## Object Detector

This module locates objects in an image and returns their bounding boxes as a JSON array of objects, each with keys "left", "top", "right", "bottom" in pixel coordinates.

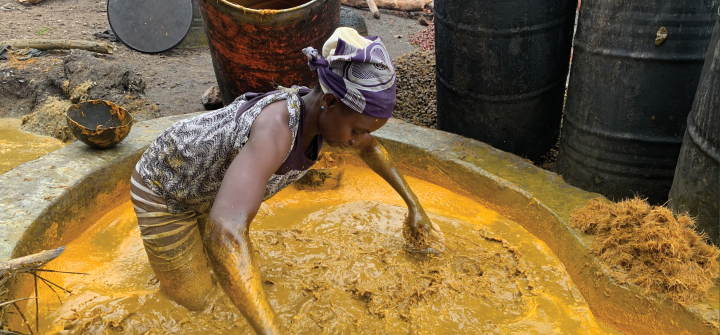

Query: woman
[{"left": 129, "top": 28, "right": 441, "bottom": 334}]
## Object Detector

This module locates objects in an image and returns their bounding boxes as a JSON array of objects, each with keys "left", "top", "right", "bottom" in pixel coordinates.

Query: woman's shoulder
[{"left": 255, "top": 100, "right": 292, "bottom": 129}]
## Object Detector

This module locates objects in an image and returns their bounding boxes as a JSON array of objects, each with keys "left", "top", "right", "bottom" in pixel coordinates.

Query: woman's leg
[
  {"left": 148, "top": 227, "right": 214, "bottom": 310},
  {"left": 130, "top": 170, "right": 213, "bottom": 310}
]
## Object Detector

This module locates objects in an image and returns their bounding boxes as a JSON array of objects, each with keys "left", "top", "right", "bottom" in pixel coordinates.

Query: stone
[
  {"left": 418, "top": 15, "right": 430, "bottom": 26},
  {"left": 201, "top": 85, "right": 223, "bottom": 110},
  {"left": 339, "top": 6, "right": 369, "bottom": 36}
]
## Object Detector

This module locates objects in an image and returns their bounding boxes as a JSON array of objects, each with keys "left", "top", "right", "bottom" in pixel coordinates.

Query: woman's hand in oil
[
  {"left": 406, "top": 208, "right": 432, "bottom": 238},
  {"left": 406, "top": 208, "right": 446, "bottom": 250}
]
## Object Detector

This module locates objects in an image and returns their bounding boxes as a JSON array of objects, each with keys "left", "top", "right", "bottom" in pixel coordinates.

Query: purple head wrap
[{"left": 302, "top": 36, "right": 397, "bottom": 119}]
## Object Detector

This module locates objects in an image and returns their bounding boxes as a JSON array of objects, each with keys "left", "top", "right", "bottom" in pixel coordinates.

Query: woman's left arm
[{"left": 354, "top": 135, "right": 442, "bottom": 242}]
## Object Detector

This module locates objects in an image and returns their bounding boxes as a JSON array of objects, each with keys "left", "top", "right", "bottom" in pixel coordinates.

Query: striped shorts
[{"left": 130, "top": 167, "right": 205, "bottom": 272}]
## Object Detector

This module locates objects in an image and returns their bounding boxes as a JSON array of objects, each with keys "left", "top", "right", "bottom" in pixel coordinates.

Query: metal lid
[{"left": 108, "top": 0, "right": 194, "bottom": 54}]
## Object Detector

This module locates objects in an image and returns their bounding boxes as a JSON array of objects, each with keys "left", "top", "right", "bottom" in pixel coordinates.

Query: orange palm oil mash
[{"left": 28, "top": 166, "right": 620, "bottom": 334}]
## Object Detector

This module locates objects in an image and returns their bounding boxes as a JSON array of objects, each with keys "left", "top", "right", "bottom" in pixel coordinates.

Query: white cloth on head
[{"left": 319, "top": 27, "right": 372, "bottom": 93}]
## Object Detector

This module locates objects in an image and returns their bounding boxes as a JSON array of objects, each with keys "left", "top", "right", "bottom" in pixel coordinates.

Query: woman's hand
[
  {"left": 357, "top": 138, "right": 445, "bottom": 249},
  {"left": 206, "top": 100, "right": 293, "bottom": 335},
  {"left": 405, "top": 207, "right": 431, "bottom": 237},
  {"left": 405, "top": 207, "right": 446, "bottom": 250}
]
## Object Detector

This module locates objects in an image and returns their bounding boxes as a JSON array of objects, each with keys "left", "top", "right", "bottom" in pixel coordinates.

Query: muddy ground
[{"left": 0, "top": 0, "right": 424, "bottom": 124}]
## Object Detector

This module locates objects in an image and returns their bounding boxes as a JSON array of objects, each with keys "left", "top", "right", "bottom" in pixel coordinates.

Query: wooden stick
[
  {"left": 366, "top": 0, "right": 380, "bottom": 18},
  {"left": 33, "top": 274, "right": 71, "bottom": 294},
  {"left": 34, "top": 269, "right": 88, "bottom": 276},
  {"left": 0, "top": 247, "right": 65, "bottom": 277},
  {"left": 0, "top": 297, "right": 35, "bottom": 308},
  {"left": 37, "top": 275, "right": 63, "bottom": 304},
  {"left": 33, "top": 273, "right": 38, "bottom": 333},
  {"left": 0, "top": 40, "right": 114, "bottom": 54}
]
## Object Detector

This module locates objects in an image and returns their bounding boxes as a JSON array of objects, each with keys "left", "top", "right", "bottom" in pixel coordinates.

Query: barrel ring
[
  {"left": 686, "top": 115, "right": 720, "bottom": 162},
  {"left": 216, "top": 0, "right": 318, "bottom": 15}
]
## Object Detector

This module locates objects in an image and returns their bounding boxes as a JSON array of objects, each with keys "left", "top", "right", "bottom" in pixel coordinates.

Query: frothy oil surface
[
  {"left": 30, "top": 166, "right": 620, "bottom": 334},
  {"left": 0, "top": 119, "right": 64, "bottom": 174}
]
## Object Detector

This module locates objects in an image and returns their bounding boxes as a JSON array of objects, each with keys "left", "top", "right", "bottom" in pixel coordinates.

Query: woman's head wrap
[{"left": 302, "top": 27, "right": 396, "bottom": 119}]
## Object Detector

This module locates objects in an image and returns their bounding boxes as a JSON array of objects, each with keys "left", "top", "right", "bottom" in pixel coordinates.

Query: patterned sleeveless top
[{"left": 136, "top": 88, "right": 323, "bottom": 214}]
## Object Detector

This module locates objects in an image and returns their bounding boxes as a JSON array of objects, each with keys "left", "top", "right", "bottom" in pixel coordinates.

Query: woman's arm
[
  {"left": 205, "top": 102, "right": 292, "bottom": 335},
  {"left": 355, "top": 135, "right": 443, "bottom": 244}
]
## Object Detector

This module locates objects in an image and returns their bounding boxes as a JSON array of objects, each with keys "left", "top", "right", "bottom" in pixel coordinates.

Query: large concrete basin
[{"left": 0, "top": 113, "right": 717, "bottom": 334}]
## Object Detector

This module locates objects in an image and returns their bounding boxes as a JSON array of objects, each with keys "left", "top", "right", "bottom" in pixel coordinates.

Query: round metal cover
[{"left": 108, "top": 0, "right": 194, "bottom": 54}]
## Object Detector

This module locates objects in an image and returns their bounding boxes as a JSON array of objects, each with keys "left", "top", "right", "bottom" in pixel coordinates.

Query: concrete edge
[
  {"left": 0, "top": 112, "right": 202, "bottom": 261},
  {"left": 0, "top": 116, "right": 716, "bottom": 334}
]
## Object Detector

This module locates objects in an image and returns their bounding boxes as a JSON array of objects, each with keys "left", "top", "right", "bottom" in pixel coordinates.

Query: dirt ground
[{"left": 0, "top": 0, "right": 424, "bottom": 121}]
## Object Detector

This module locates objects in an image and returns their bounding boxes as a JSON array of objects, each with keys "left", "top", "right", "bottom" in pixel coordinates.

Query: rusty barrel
[
  {"left": 198, "top": 0, "right": 341, "bottom": 105},
  {"left": 435, "top": 0, "right": 577, "bottom": 160},
  {"left": 669, "top": 11, "right": 720, "bottom": 245},
  {"left": 556, "top": 0, "right": 718, "bottom": 204}
]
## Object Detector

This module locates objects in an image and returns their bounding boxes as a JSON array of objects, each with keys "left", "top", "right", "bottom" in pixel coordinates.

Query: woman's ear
[{"left": 322, "top": 93, "right": 340, "bottom": 110}]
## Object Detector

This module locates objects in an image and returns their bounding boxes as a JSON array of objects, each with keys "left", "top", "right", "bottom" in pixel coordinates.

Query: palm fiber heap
[
  {"left": 570, "top": 197, "right": 719, "bottom": 305},
  {"left": 392, "top": 50, "right": 437, "bottom": 128}
]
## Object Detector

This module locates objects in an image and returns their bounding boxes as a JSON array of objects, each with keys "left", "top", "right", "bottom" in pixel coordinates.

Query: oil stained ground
[
  {"left": 30, "top": 166, "right": 620, "bottom": 334},
  {"left": 0, "top": 118, "right": 64, "bottom": 174}
]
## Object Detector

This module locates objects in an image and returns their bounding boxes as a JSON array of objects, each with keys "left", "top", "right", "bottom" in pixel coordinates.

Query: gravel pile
[{"left": 393, "top": 50, "right": 437, "bottom": 128}]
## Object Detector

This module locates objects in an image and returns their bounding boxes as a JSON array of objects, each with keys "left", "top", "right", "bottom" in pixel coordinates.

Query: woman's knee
[{"left": 152, "top": 235, "right": 214, "bottom": 311}]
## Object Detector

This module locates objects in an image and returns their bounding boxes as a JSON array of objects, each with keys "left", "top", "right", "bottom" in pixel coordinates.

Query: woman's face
[{"left": 318, "top": 94, "right": 388, "bottom": 149}]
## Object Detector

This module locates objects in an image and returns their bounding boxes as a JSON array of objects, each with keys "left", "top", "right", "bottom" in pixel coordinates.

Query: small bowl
[{"left": 66, "top": 100, "right": 134, "bottom": 149}]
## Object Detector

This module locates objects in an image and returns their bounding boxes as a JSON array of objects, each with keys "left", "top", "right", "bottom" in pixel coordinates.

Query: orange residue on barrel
[
  {"left": 257, "top": 9, "right": 279, "bottom": 15},
  {"left": 234, "top": 0, "right": 306, "bottom": 10},
  {"left": 199, "top": 0, "right": 332, "bottom": 97}
]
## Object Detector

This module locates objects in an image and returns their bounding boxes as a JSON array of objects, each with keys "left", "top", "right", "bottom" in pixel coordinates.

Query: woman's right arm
[{"left": 205, "top": 102, "right": 292, "bottom": 335}]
